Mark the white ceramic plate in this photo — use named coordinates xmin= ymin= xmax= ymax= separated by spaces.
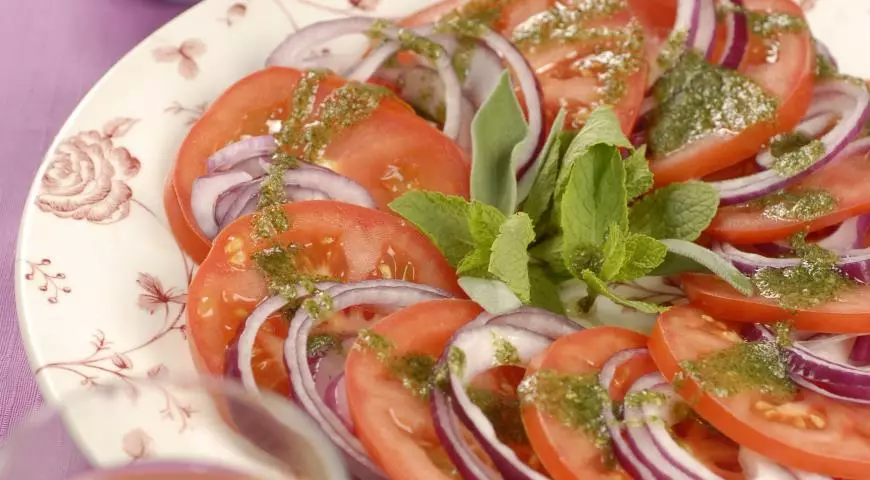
xmin=14 ymin=0 xmax=870 ymax=472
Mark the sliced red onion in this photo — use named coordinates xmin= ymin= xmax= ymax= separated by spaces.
xmin=839 ymin=135 xmax=870 ymax=157
xmin=267 ymin=18 xmax=463 ymax=141
xmin=715 ymin=0 xmax=748 ymax=69
xmin=817 ymin=214 xmax=870 ymax=251
xmin=648 ymin=0 xmax=717 ymax=87
xmin=207 ymin=136 xmax=277 ymax=173
xmin=598 ymin=349 xmax=657 ymax=480
xmin=191 ymin=170 xmax=253 ymax=239
xmin=849 ymin=335 xmax=870 ymax=366
xmin=790 ymin=375 xmax=870 ymax=405
xmin=739 ymin=448 xmax=832 ymax=480
xmin=284 ymin=280 xmax=450 ymax=479
xmin=485 ymin=307 xmax=581 ymax=340
xmin=712 ymin=79 xmax=870 ymax=205
xmin=814 ymin=38 xmax=838 ymax=72
xmin=313 ymin=348 xmax=347 ymax=400
xmin=324 ymin=373 xmax=354 ymax=432
xmin=713 ymin=240 xmax=870 ymax=283
xmin=754 ymin=113 xmax=838 ymax=170
xmin=623 ymin=373 xmax=719 ymax=479
xmin=744 ymin=325 xmax=870 ymax=390
xmin=215 ymin=178 xmax=262 ymax=227
xmin=430 ymin=388 xmax=496 ymax=480
xmin=444 ymin=325 xmax=552 ymax=480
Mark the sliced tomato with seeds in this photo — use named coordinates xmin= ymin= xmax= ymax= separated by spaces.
xmin=650 ymin=305 xmax=870 ymax=478
xmin=402 ymin=0 xmax=649 ymax=134
xmin=186 ymin=201 xmax=463 ymax=396
xmin=680 ymin=273 xmax=870 ymax=333
xmin=708 ymin=154 xmax=870 ymax=244
xmin=345 ymin=299 xmax=483 ymax=480
xmin=521 ymin=327 xmax=652 ymax=480
xmin=649 ymin=0 xmax=815 ymax=185
xmin=167 ymin=67 xmax=470 ymax=263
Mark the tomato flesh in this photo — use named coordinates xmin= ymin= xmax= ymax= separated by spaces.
xmin=167 ymin=67 xmax=470 ymax=263
xmin=680 ymin=273 xmax=870 ymax=333
xmin=186 ymin=201 xmax=462 ymax=395
xmin=345 ymin=299 xmax=482 ymax=480
xmin=708 ymin=154 xmax=870 ymax=244
xmin=649 ymin=306 xmax=870 ymax=478
xmin=521 ymin=327 xmax=651 ymax=480
xmin=649 ymin=0 xmax=815 ymax=185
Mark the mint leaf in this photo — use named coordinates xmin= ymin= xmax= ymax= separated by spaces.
xmin=469 ymin=201 xmax=507 ymax=247
xmin=529 ymin=235 xmax=572 ymax=281
xmin=389 ymin=191 xmax=473 ymax=266
xmin=561 ymin=144 xmax=627 ymax=274
xmin=652 ymin=239 xmax=753 ymax=295
xmin=599 ymin=223 xmax=627 ymax=281
xmin=458 ymin=277 xmax=523 ymax=314
xmin=518 ymin=109 xmax=567 ymax=209
xmin=529 ymin=265 xmax=565 ymax=314
xmin=615 ymin=234 xmax=668 ymax=281
xmin=628 ymin=181 xmax=718 ymax=241
xmin=624 ymin=145 xmax=653 ymax=200
xmin=457 ymin=248 xmax=491 ymax=277
xmin=470 ymin=71 xmax=527 ymax=215
xmin=489 ymin=213 xmax=535 ymax=302
xmin=581 ymin=270 xmax=668 ymax=314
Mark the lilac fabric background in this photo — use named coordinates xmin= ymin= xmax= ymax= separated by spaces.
xmin=0 ymin=0 xmax=185 ymax=445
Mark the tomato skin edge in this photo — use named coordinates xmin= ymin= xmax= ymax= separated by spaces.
xmin=164 ymin=175 xmax=211 ymax=264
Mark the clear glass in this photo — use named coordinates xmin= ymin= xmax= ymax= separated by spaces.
xmin=0 ymin=376 xmax=348 ymax=480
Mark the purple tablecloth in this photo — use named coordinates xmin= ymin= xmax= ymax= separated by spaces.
xmin=0 ymin=0 xmax=186 ymax=442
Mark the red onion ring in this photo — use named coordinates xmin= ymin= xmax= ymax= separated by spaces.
xmin=284 ymin=280 xmax=450 ymax=479
xmin=711 ymin=79 xmax=870 ymax=205
xmin=849 ymin=335 xmax=870 ymax=366
xmin=207 ymin=135 xmax=277 ymax=173
xmin=443 ymin=325 xmax=552 ymax=480
xmin=713 ymin=240 xmax=870 ymax=284
xmin=485 ymin=306 xmax=582 ymax=340
xmin=598 ymin=348 xmax=657 ymax=480
xmin=623 ymin=373 xmax=717 ymax=479
xmin=715 ymin=0 xmax=748 ymax=69
xmin=754 ymin=214 xmax=870 ymax=258
xmin=191 ymin=170 xmax=253 ymax=239
xmin=430 ymin=387 xmax=497 ymax=480
xmin=648 ymin=0 xmax=717 ymax=87
xmin=790 ymin=375 xmax=870 ymax=405
xmin=324 ymin=373 xmax=354 ymax=432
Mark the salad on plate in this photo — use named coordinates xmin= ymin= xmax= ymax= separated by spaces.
xmin=162 ymin=0 xmax=870 ymax=478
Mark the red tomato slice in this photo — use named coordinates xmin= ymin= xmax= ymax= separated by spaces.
xmin=680 ymin=273 xmax=870 ymax=333
xmin=649 ymin=306 xmax=870 ymax=478
xmin=402 ymin=0 xmax=649 ymax=134
xmin=187 ymin=201 xmax=463 ymax=396
xmin=521 ymin=327 xmax=651 ymax=480
xmin=708 ymin=154 xmax=870 ymax=244
xmin=167 ymin=67 xmax=470 ymax=263
xmin=345 ymin=299 xmax=483 ymax=480
xmin=649 ymin=0 xmax=815 ymax=185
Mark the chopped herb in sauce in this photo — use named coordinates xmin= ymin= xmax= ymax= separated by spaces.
xmin=623 ymin=389 xmax=668 ymax=409
xmin=252 ymin=152 xmax=298 ymax=239
xmin=649 ymin=51 xmax=778 ymax=156
xmin=656 ymin=30 xmax=688 ymax=70
xmin=680 ymin=340 xmax=795 ymax=399
xmin=752 ymin=233 xmax=853 ymax=310
xmin=307 ymin=334 xmax=340 ymax=357
xmin=750 ymin=188 xmax=837 ymax=221
xmin=435 ymin=0 xmax=506 ymax=37
xmin=746 ymin=11 xmax=807 ymax=38
xmin=518 ymin=370 xmax=612 ymax=451
xmin=355 ymin=329 xmax=439 ymax=398
xmin=467 ymin=387 xmax=529 ymax=445
xmin=492 ymin=334 xmax=521 ymax=366
xmin=511 ymin=0 xmax=629 ymax=48
xmin=251 ymin=244 xmax=333 ymax=313
xmin=448 ymin=346 xmax=467 ymax=377
xmin=451 ymin=37 xmax=478 ymax=82
xmin=277 ymin=70 xmax=326 ymax=149
xmin=773 ymin=321 xmax=793 ymax=348
xmin=815 ymin=48 xmax=839 ymax=79
xmin=768 ymin=132 xmax=825 ymax=175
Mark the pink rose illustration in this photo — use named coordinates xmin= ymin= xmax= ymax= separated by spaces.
xmin=36 ymin=130 xmax=141 ymax=224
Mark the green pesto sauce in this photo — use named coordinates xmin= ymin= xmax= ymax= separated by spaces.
xmin=277 ymin=70 xmax=325 ymax=149
xmin=680 ymin=340 xmax=795 ymax=399
xmin=467 ymin=387 xmax=529 ymax=445
xmin=746 ymin=11 xmax=807 ymax=38
xmin=518 ymin=370 xmax=611 ymax=450
xmin=451 ymin=37 xmax=478 ymax=82
xmin=657 ymin=30 xmax=688 ymax=70
xmin=511 ymin=0 xmax=629 ymax=48
xmin=492 ymin=334 xmax=521 ymax=366
xmin=435 ymin=0 xmax=506 ymax=37
xmin=252 ymin=152 xmax=298 ymax=239
xmin=773 ymin=321 xmax=793 ymax=348
xmin=752 ymin=233 xmax=853 ymax=310
xmin=750 ymin=188 xmax=838 ymax=221
xmin=649 ymin=51 xmax=778 ymax=156
xmin=301 ymin=82 xmax=390 ymax=163
xmin=307 ymin=334 xmax=340 ymax=357
xmin=252 ymin=245 xmax=324 ymax=302
xmin=768 ymin=132 xmax=825 ymax=175
xmin=623 ymin=389 xmax=667 ymax=409
xmin=355 ymin=329 xmax=439 ymax=399
xmin=448 ymin=346 xmax=467 ymax=377
xmin=301 ymin=291 xmax=335 ymax=322
xmin=816 ymin=51 xmax=839 ymax=79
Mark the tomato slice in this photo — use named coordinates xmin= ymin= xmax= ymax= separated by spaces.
xmin=187 ymin=200 xmax=463 ymax=395
xmin=521 ymin=327 xmax=652 ymax=480
xmin=708 ymin=154 xmax=870 ymax=244
xmin=402 ymin=0 xmax=649 ymax=134
xmin=649 ymin=0 xmax=815 ymax=185
xmin=680 ymin=273 xmax=870 ymax=333
xmin=649 ymin=306 xmax=870 ymax=478
xmin=167 ymin=67 xmax=470 ymax=263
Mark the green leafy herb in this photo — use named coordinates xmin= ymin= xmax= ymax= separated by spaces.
xmin=470 ymin=71 xmax=528 ymax=214
xmin=457 ymin=277 xmax=523 ymax=314
xmin=581 ymin=270 xmax=668 ymax=314
xmin=624 ymin=145 xmax=654 ymax=200
xmin=521 ymin=109 xmax=567 ymax=223
xmin=489 ymin=213 xmax=536 ymax=302
xmin=628 ymin=181 xmax=719 ymax=241
xmin=388 ymin=191 xmax=473 ymax=267
xmin=614 ymin=234 xmax=668 ymax=281
xmin=651 ymin=239 xmax=754 ymax=295
xmin=529 ymin=265 xmax=565 ymax=314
